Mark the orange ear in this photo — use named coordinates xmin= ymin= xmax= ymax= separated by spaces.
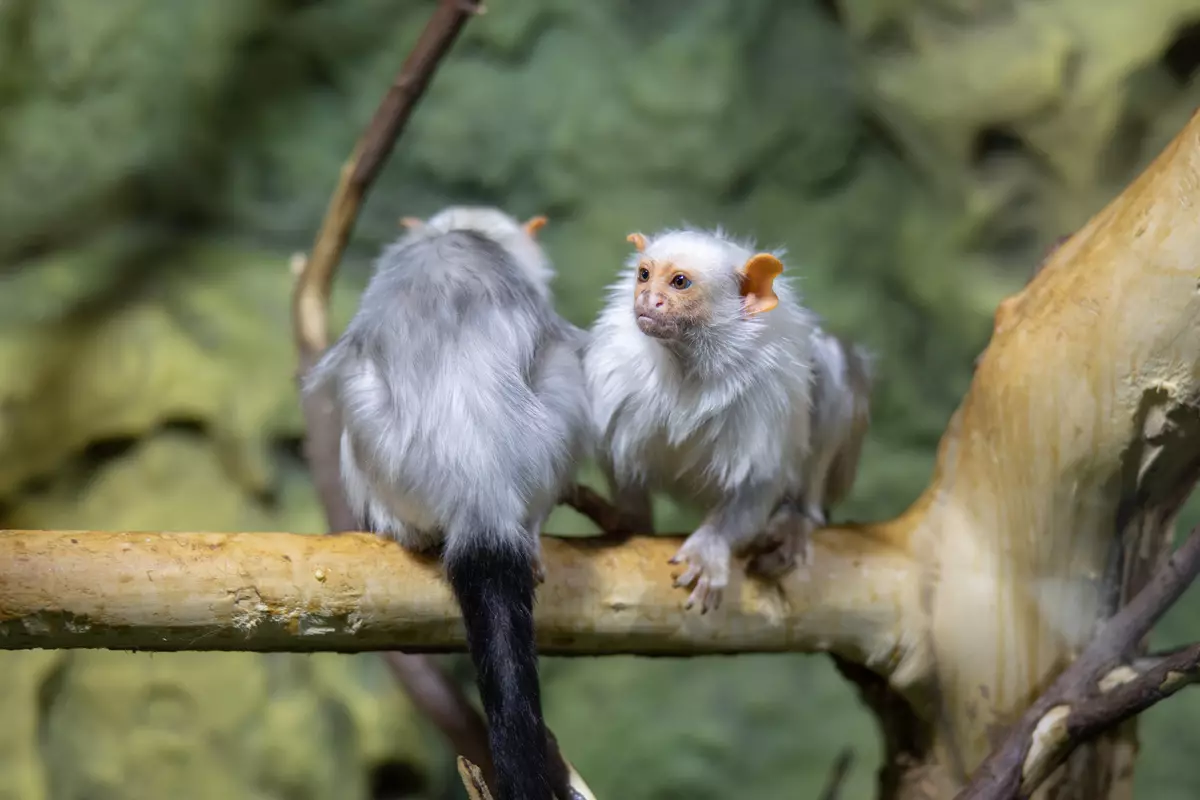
xmin=523 ymin=215 xmax=548 ymax=237
xmin=627 ymin=232 xmax=647 ymax=252
xmin=400 ymin=216 xmax=424 ymax=230
xmin=739 ymin=253 xmax=784 ymax=315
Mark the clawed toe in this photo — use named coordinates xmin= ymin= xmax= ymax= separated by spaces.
xmin=676 ymin=566 xmax=725 ymax=613
xmin=686 ymin=580 xmax=722 ymax=614
xmin=673 ymin=563 xmax=702 ymax=588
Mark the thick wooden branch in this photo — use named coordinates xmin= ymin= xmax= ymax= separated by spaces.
xmin=6 ymin=16 xmax=1197 ymax=800
xmin=0 ymin=528 xmax=915 ymax=663
xmin=875 ymin=107 xmax=1200 ymax=797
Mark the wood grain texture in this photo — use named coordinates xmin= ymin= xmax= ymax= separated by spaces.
xmin=0 ymin=528 xmax=916 ymax=661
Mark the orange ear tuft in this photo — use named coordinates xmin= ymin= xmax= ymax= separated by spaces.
xmin=739 ymin=253 xmax=784 ymax=315
xmin=400 ymin=216 xmax=424 ymax=230
xmin=627 ymin=232 xmax=648 ymax=252
xmin=523 ymin=215 xmax=548 ymax=237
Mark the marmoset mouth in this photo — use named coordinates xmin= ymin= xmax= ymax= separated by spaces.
xmin=636 ymin=313 xmax=679 ymax=339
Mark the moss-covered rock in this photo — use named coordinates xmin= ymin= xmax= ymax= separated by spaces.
xmin=0 ymin=1 xmax=275 ymax=261
xmin=844 ymin=0 xmax=1200 ymax=260
xmin=0 ymin=243 xmax=360 ymax=502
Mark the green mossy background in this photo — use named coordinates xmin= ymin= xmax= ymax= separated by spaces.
xmin=3 ymin=0 xmax=1200 ymax=797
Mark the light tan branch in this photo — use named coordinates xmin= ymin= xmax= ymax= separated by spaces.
xmin=0 ymin=528 xmax=916 ymax=665
xmin=292 ymin=0 xmax=483 ymax=369
xmin=458 ymin=757 xmax=494 ymax=800
xmin=878 ymin=107 xmax=1200 ymax=796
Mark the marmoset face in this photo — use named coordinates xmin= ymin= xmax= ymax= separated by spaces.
xmin=632 ymin=249 xmax=714 ymax=340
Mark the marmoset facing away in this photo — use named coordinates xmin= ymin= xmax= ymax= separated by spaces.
xmin=583 ymin=227 xmax=871 ymax=612
xmin=304 ymin=206 xmax=590 ymax=800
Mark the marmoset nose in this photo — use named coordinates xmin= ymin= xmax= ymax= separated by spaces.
xmin=636 ymin=291 xmax=665 ymax=312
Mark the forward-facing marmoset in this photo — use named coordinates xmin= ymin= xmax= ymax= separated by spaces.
xmin=583 ymin=227 xmax=871 ymax=612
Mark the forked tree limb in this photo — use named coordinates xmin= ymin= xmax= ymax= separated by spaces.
xmin=957 ymin=522 xmax=1200 ymax=799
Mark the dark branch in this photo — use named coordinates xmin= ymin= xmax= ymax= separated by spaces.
xmin=1134 ymin=641 xmax=1200 ymax=671
xmin=381 ymin=652 xmax=495 ymax=787
xmin=957 ymin=521 xmax=1200 ymax=799
xmin=1072 ymin=642 xmax=1200 ymax=737
xmin=292 ymin=0 xmax=483 ymax=364
xmin=288 ymin=0 xmax=492 ymax=783
xmin=1009 ymin=642 xmax=1200 ymax=794
xmin=562 ymin=483 xmax=624 ymax=537
xmin=818 ymin=747 xmax=855 ymax=800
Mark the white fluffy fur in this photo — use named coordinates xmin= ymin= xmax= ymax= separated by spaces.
xmin=583 ymin=227 xmax=819 ymax=609
xmin=423 ymin=206 xmax=556 ymax=296
xmin=804 ymin=329 xmax=873 ymax=522
xmin=305 ymin=205 xmax=590 ymax=564
xmin=749 ymin=329 xmax=874 ymax=577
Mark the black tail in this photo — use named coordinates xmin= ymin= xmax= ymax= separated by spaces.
xmin=445 ymin=536 xmax=551 ymax=800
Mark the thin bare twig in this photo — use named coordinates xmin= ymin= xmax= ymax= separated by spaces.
xmin=1133 ymin=641 xmax=1200 ymax=671
xmin=958 ymin=522 xmax=1200 ymax=799
xmin=817 ymin=747 xmax=855 ymax=800
xmin=288 ymin=3 xmax=589 ymax=798
xmin=292 ymin=0 xmax=483 ymax=368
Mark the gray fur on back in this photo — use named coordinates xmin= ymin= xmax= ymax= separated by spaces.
xmin=304 ymin=216 xmax=590 ymax=560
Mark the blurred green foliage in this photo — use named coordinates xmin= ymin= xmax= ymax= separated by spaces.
xmin=2 ymin=0 xmax=1200 ymax=797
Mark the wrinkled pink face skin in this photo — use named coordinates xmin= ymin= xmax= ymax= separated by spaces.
xmin=628 ymin=234 xmax=714 ymax=340
xmin=633 ymin=256 xmax=713 ymax=340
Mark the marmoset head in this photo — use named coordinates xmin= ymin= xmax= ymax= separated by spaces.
xmin=624 ymin=229 xmax=784 ymax=341
xmin=401 ymin=205 xmax=554 ymax=290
